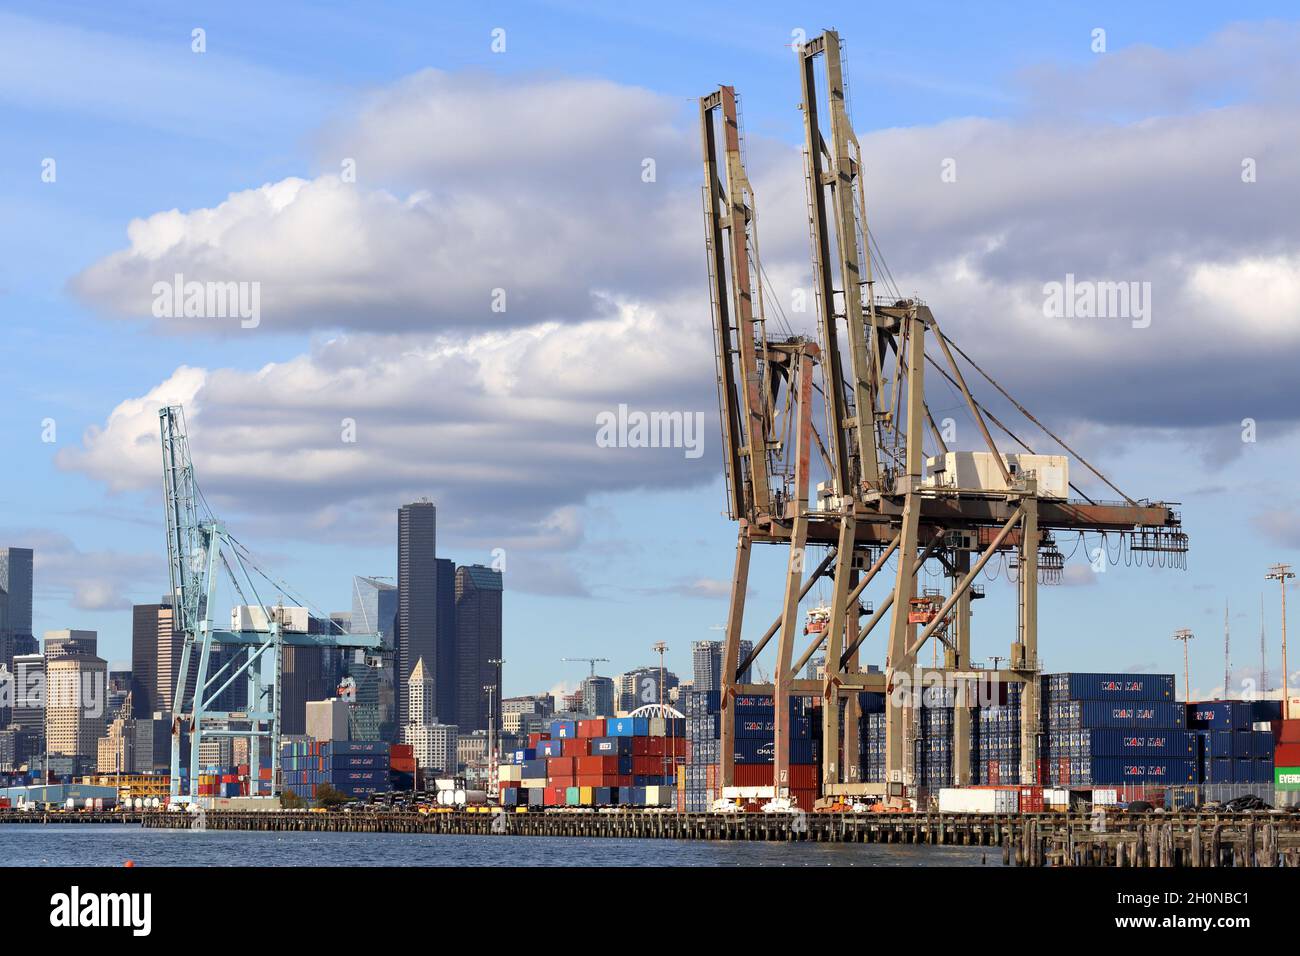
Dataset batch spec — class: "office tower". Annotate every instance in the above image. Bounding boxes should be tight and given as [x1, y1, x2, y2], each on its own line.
[45, 652, 108, 774]
[280, 645, 328, 737]
[11, 652, 44, 761]
[44, 629, 98, 660]
[692, 639, 753, 692]
[581, 675, 616, 717]
[402, 657, 458, 772]
[131, 600, 196, 717]
[351, 576, 398, 644]
[434, 557, 457, 724]
[397, 501, 438, 723]
[616, 665, 680, 711]
[454, 565, 503, 733]
[0, 548, 34, 669]
[107, 670, 132, 721]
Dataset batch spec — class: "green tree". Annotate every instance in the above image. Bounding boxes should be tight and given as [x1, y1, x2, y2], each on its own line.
[280, 787, 305, 809]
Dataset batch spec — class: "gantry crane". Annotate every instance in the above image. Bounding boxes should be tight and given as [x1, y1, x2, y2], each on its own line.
[159, 405, 380, 803]
[699, 31, 1189, 804]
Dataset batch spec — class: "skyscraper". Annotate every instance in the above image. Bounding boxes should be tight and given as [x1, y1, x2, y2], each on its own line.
[692, 639, 753, 691]
[44, 629, 98, 660]
[131, 600, 193, 717]
[45, 652, 107, 774]
[454, 564, 503, 734]
[435, 557, 457, 724]
[397, 501, 439, 723]
[0, 548, 34, 669]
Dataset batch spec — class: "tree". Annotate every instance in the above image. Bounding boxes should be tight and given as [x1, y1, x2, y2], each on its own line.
[280, 787, 305, 809]
[314, 783, 348, 809]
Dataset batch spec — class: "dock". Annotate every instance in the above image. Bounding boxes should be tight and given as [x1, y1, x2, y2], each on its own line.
[126, 809, 1300, 866]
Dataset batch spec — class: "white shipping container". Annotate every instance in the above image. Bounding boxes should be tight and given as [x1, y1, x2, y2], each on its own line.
[938, 788, 1019, 813]
[1045, 787, 1071, 808]
[1092, 788, 1120, 806]
[643, 786, 674, 806]
[520, 777, 547, 789]
[498, 764, 522, 782]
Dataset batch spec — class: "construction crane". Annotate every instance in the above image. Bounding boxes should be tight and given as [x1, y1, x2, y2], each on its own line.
[562, 657, 610, 678]
[159, 405, 380, 803]
[699, 31, 1189, 804]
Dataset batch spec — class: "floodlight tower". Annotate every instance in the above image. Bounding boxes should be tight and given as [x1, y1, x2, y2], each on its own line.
[1173, 629, 1195, 703]
[1267, 563, 1295, 717]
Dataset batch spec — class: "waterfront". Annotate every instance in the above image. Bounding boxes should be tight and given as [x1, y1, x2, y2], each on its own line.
[0, 824, 998, 867]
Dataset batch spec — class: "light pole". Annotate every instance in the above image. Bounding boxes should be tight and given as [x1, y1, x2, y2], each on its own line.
[1267, 564, 1295, 718]
[1173, 629, 1194, 703]
[486, 657, 505, 788]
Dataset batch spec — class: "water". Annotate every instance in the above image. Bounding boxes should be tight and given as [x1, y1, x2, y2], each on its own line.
[1, 824, 1001, 867]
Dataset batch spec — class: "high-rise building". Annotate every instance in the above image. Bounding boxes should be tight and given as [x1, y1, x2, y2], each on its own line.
[434, 557, 457, 725]
[581, 675, 616, 717]
[397, 501, 439, 723]
[45, 652, 107, 774]
[351, 576, 398, 644]
[351, 576, 399, 740]
[131, 600, 195, 717]
[402, 657, 458, 772]
[0, 547, 34, 669]
[692, 639, 754, 692]
[10, 652, 44, 761]
[616, 666, 680, 712]
[454, 565, 503, 734]
[44, 629, 97, 660]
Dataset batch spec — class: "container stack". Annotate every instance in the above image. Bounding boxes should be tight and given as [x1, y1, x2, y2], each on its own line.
[194, 763, 273, 797]
[280, 740, 390, 799]
[973, 683, 1022, 785]
[730, 694, 822, 808]
[918, 689, 955, 790]
[859, 692, 886, 783]
[497, 716, 686, 809]
[1041, 672, 1196, 786]
[681, 689, 721, 811]
[389, 743, 416, 792]
[1188, 700, 1279, 785]
[1276, 719, 1300, 794]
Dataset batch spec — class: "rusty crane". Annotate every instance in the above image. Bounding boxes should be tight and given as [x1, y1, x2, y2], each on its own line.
[699, 31, 1188, 804]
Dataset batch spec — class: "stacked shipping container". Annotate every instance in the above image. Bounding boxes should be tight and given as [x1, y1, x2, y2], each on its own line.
[280, 740, 392, 799]
[498, 716, 686, 808]
[1187, 700, 1279, 784]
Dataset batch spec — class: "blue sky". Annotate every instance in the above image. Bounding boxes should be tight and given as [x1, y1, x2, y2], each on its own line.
[3, 1, 1299, 701]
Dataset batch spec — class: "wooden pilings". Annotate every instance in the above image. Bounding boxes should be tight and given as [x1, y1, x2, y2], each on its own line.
[124, 808, 1300, 866]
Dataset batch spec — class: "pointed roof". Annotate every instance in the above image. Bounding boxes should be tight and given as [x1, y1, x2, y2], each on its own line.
[409, 657, 431, 684]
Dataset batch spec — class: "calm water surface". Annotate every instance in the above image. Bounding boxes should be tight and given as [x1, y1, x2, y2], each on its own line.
[1, 824, 1001, 867]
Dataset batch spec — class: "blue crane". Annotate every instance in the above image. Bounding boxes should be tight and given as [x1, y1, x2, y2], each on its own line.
[159, 405, 380, 803]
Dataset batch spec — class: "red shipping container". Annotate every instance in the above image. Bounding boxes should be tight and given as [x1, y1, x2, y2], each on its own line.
[1018, 786, 1044, 813]
[1278, 720, 1300, 744]
[544, 787, 564, 807]
[577, 755, 620, 775]
[259, 768, 272, 780]
[1275, 742, 1300, 766]
[578, 719, 606, 738]
[577, 774, 617, 788]
[547, 774, 576, 789]
[633, 737, 665, 756]
[547, 756, 577, 775]
[562, 738, 589, 758]
[733, 765, 774, 786]
[782, 764, 818, 789]
[528, 733, 544, 748]
[389, 744, 414, 760]
[633, 755, 680, 775]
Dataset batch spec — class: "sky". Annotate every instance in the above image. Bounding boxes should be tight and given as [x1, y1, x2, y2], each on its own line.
[2, 1, 1299, 702]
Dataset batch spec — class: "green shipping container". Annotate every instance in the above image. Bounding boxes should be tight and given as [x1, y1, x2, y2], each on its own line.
[1275, 767, 1300, 790]
[565, 786, 581, 806]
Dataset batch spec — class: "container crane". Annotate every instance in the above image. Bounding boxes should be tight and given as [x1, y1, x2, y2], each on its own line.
[699, 31, 1189, 805]
[562, 657, 610, 679]
[159, 405, 380, 803]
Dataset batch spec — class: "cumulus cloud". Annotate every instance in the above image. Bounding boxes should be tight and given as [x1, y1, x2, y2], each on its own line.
[60, 24, 1300, 570]
[69, 71, 701, 336]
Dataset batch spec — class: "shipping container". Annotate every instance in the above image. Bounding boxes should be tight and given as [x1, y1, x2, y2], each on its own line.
[938, 788, 1019, 813]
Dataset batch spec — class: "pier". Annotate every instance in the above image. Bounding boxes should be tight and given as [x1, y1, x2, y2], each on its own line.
[128, 809, 1300, 866]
